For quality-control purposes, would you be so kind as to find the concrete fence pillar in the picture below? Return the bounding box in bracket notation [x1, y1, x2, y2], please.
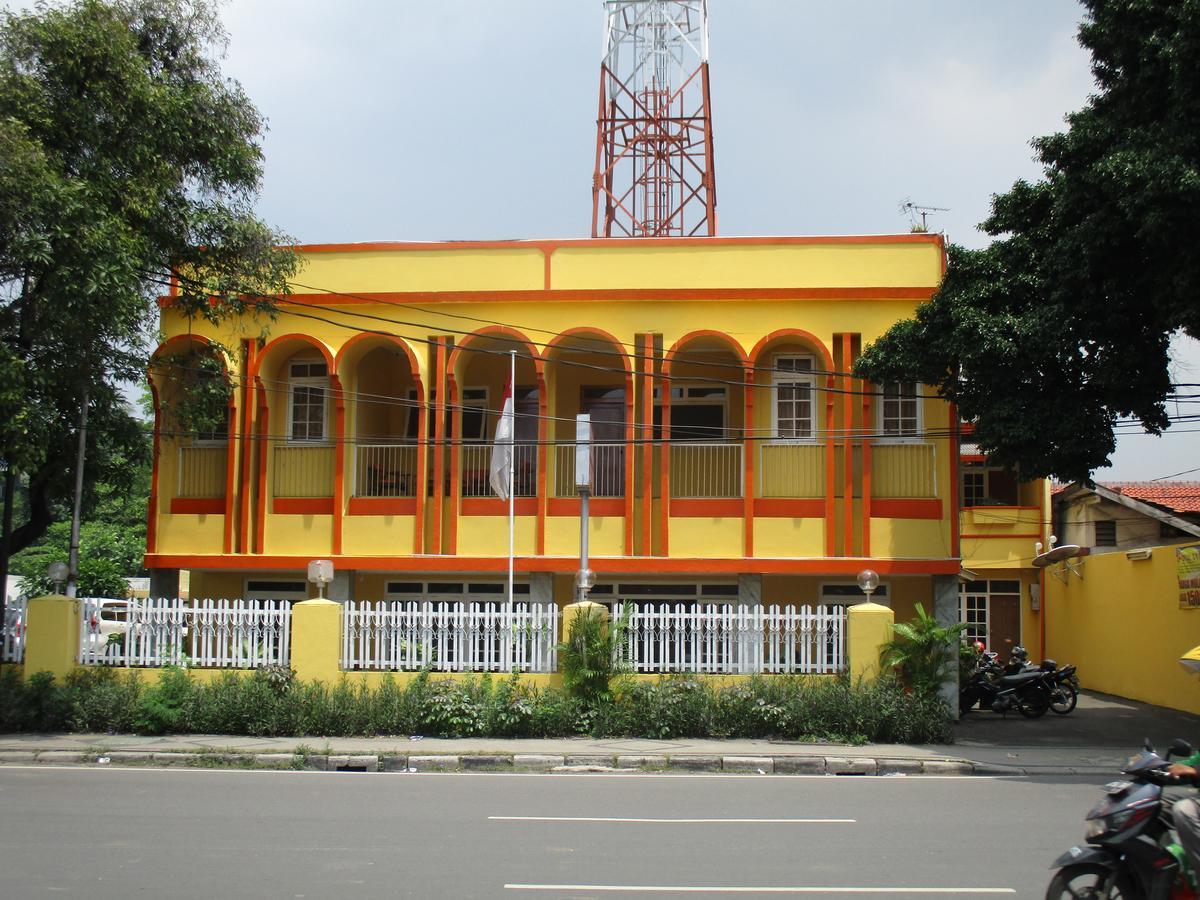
[561, 600, 607, 645]
[24, 595, 80, 680]
[846, 601, 894, 682]
[290, 598, 342, 684]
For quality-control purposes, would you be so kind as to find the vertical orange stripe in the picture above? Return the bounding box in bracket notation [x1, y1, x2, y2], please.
[431, 338, 446, 555]
[222, 399, 237, 553]
[332, 375, 345, 556]
[447, 375, 461, 556]
[639, 335, 653, 556]
[658, 354, 670, 557]
[623, 370, 635, 556]
[253, 379, 269, 555]
[413, 377, 427, 555]
[950, 401, 961, 559]
[542, 248, 553, 290]
[743, 372, 754, 558]
[237, 340, 256, 554]
[824, 369, 837, 557]
[536, 368, 548, 556]
[146, 381, 161, 555]
[841, 334, 854, 557]
[862, 376, 873, 559]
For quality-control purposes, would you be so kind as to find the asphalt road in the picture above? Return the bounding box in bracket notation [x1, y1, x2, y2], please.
[0, 767, 1110, 898]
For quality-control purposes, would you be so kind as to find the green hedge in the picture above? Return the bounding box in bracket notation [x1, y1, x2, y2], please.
[0, 667, 953, 744]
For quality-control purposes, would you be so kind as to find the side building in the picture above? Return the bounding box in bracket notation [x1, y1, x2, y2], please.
[145, 234, 1050, 653]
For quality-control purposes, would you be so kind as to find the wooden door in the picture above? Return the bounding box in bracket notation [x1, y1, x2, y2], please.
[988, 595, 1021, 657]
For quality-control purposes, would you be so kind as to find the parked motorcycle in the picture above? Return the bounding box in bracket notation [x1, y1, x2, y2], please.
[1046, 739, 1198, 899]
[959, 648, 1055, 718]
[1003, 646, 1081, 716]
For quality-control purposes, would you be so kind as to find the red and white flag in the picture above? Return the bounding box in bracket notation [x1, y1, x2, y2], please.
[489, 373, 514, 500]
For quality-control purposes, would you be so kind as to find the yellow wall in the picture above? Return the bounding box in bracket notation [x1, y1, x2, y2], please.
[543, 515, 625, 557]
[668, 517, 744, 558]
[869, 519, 947, 559]
[753, 518, 826, 558]
[1046, 542, 1200, 714]
[342, 516, 416, 555]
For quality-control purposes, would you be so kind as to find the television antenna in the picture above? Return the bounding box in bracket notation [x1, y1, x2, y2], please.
[899, 199, 949, 233]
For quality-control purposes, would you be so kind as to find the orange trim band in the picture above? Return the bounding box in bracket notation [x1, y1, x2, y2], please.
[273, 498, 334, 515]
[294, 233, 945, 254]
[961, 533, 1043, 540]
[146, 553, 963, 577]
[347, 497, 418, 516]
[753, 499, 826, 518]
[872, 498, 943, 520]
[461, 498, 538, 517]
[548, 497, 626, 517]
[170, 498, 225, 515]
[669, 498, 743, 517]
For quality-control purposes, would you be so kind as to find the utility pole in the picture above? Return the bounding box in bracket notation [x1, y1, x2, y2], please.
[66, 384, 89, 598]
[575, 414, 595, 602]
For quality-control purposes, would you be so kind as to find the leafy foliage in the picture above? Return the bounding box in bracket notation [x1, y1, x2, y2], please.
[557, 604, 632, 708]
[880, 603, 968, 698]
[0, 0, 296, 554]
[0, 667, 952, 744]
[855, 0, 1200, 481]
[11, 519, 144, 596]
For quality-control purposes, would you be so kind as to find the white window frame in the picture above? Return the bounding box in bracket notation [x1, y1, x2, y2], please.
[654, 384, 729, 439]
[818, 581, 889, 606]
[770, 354, 817, 443]
[286, 358, 330, 444]
[877, 381, 923, 444]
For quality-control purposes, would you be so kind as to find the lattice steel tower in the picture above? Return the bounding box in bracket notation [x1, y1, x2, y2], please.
[591, 1, 717, 238]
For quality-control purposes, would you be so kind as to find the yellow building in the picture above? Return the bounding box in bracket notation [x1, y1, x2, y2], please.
[145, 234, 1050, 651]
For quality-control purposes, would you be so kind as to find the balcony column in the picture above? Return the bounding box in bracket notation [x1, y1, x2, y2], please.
[536, 367, 548, 557]
[743, 371, 755, 557]
[657, 358, 671, 557]
[431, 337, 449, 555]
[236, 338, 257, 554]
[253, 376, 269, 554]
[861, 367, 874, 558]
[222, 395, 238, 554]
[623, 369, 635, 556]
[447, 373, 461, 555]
[146, 380, 161, 554]
[149, 568, 180, 600]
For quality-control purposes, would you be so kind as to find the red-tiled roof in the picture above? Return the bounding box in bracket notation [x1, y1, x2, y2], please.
[1100, 481, 1200, 514]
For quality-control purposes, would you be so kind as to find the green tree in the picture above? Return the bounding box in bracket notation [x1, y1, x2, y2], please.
[880, 603, 968, 698]
[855, 0, 1200, 482]
[0, 0, 296, 557]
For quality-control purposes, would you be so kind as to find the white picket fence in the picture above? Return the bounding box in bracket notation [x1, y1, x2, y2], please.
[614, 603, 846, 675]
[3, 596, 27, 664]
[342, 600, 559, 673]
[79, 598, 292, 668]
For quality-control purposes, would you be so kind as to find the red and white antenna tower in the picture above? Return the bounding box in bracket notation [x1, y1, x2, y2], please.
[591, 1, 717, 238]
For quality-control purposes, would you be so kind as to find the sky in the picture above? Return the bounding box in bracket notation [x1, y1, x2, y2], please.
[11, 0, 1199, 481]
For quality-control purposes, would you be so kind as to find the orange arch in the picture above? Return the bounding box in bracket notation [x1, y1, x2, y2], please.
[663, 329, 750, 377]
[544, 327, 631, 375]
[150, 333, 215, 362]
[334, 333, 425, 402]
[749, 328, 835, 373]
[447, 325, 542, 375]
[250, 333, 336, 379]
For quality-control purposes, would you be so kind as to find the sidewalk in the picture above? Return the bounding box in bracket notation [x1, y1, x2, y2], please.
[2, 691, 1196, 777]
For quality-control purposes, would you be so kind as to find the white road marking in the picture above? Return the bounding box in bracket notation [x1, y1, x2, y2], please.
[490, 816, 855, 824]
[504, 886, 1016, 894]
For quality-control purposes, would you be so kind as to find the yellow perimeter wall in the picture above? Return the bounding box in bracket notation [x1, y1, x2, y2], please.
[1046, 543, 1200, 714]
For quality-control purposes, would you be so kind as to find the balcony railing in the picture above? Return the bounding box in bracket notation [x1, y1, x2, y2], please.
[178, 445, 227, 498]
[871, 442, 937, 497]
[273, 444, 335, 498]
[670, 442, 742, 498]
[553, 443, 625, 497]
[758, 443, 824, 498]
[460, 444, 537, 498]
[354, 444, 418, 497]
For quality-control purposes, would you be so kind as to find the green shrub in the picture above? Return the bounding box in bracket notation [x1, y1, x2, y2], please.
[133, 666, 194, 734]
[65, 668, 142, 733]
[557, 605, 631, 707]
[880, 603, 968, 697]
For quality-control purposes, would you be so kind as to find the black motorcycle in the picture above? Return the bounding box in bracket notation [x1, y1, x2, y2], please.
[1046, 739, 1198, 899]
[960, 649, 1056, 718]
[1005, 646, 1080, 715]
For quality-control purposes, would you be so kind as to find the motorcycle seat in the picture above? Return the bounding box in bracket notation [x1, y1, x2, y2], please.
[997, 671, 1044, 687]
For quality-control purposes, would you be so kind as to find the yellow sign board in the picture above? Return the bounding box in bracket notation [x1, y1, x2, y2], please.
[1180, 545, 1200, 609]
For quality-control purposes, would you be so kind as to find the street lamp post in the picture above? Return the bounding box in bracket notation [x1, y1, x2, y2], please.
[856, 568, 880, 603]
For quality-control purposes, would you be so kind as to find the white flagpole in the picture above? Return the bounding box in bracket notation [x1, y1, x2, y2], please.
[507, 349, 515, 671]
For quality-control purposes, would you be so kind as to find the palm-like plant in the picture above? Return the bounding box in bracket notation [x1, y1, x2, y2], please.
[880, 603, 968, 697]
[557, 605, 632, 707]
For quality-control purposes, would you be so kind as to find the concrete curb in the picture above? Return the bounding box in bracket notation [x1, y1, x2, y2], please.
[0, 748, 1104, 777]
